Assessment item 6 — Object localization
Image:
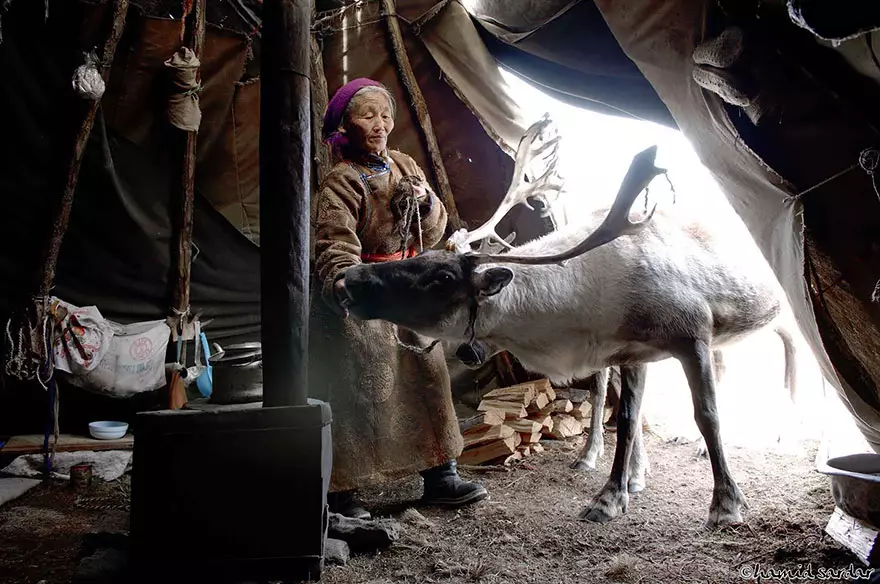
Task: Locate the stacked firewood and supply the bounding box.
[457,378,599,466]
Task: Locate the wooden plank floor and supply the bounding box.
[0,433,133,455]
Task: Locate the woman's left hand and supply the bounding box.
[412,182,429,203]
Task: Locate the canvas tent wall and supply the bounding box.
[1,0,879,453]
[458,0,880,452]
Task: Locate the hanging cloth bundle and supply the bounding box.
[164,46,202,132]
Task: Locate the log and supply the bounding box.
[532,378,555,401]
[526,392,550,413]
[38,0,130,298]
[570,401,592,420]
[552,399,573,414]
[555,388,591,403]
[459,410,504,435]
[529,414,553,433]
[171,0,207,327]
[463,424,515,449]
[260,0,313,406]
[519,432,543,445]
[483,382,536,406]
[824,506,880,567]
[547,414,583,439]
[458,434,521,466]
[381,0,462,231]
[477,399,527,419]
[504,419,543,434]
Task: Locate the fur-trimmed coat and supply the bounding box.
[308,149,463,493]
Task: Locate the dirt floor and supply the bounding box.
[324,433,864,584]
[0,428,868,584]
[0,323,873,583]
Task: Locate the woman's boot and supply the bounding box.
[420,460,488,507]
[327,489,371,520]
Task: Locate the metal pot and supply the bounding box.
[209,360,263,405]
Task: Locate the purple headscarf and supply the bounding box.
[322,77,386,159]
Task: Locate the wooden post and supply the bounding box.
[380,0,462,231]
[260,0,311,408]
[37,0,129,297]
[171,0,207,331]
[310,34,332,187]
[309,31,331,262]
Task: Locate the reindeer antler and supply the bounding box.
[469,145,666,266]
[446,114,565,253]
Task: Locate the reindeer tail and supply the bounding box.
[774,325,797,403]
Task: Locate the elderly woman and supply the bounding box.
[309,78,488,519]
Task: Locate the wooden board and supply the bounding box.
[519,432,543,445]
[477,399,527,419]
[458,434,521,466]
[505,419,543,434]
[532,379,555,402]
[555,387,590,403]
[528,414,553,433]
[1,433,134,455]
[552,399,573,413]
[546,414,583,439]
[460,411,504,435]
[463,424,515,449]
[526,392,550,414]
[825,506,880,567]
[570,401,592,420]
[483,382,536,406]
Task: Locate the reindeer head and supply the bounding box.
[337,117,665,343]
[339,251,514,341]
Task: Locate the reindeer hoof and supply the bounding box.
[706,508,743,528]
[570,459,597,473]
[627,478,646,494]
[707,485,747,528]
[578,489,627,523]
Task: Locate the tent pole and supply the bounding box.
[260,0,311,408]
[37,0,129,298]
[381,0,463,232]
[170,0,207,335]
[310,32,332,187]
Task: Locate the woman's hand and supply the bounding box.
[333,275,351,318]
[412,182,429,203]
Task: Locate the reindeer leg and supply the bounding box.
[678,340,746,527]
[627,415,649,493]
[693,349,725,459]
[579,364,646,523]
[571,369,607,472]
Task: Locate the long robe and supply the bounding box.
[308,149,463,493]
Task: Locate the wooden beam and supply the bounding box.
[380,0,462,231]
[309,34,332,187]
[37,0,130,297]
[171,0,207,330]
[260,0,313,407]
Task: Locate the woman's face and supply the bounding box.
[343,90,395,155]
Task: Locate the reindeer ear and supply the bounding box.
[474,267,514,298]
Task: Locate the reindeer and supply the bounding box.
[334,117,797,527]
